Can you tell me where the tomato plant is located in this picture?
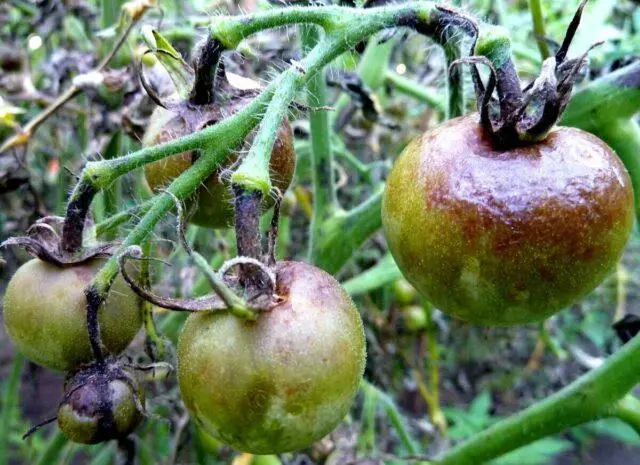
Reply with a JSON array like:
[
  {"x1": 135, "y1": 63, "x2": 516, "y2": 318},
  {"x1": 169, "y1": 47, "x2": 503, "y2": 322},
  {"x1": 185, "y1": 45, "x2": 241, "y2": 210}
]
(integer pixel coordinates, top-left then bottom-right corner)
[{"x1": 1, "y1": 0, "x2": 640, "y2": 464}]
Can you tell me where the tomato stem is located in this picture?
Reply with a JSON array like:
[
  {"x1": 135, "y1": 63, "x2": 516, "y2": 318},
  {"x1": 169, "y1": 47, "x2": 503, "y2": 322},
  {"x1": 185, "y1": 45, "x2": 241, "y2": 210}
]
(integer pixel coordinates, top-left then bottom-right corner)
[
  {"x1": 233, "y1": 186, "x2": 265, "y2": 289},
  {"x1": 62, "y1": 181, "x2": 98, "y2": 254}
]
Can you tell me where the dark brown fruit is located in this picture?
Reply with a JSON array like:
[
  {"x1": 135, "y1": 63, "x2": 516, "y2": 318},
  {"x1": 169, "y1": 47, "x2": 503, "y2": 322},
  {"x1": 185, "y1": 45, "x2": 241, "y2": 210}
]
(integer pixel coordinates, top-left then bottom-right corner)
[{"x1": 382, "y1": 115, "x2": 634, "y2": 325}]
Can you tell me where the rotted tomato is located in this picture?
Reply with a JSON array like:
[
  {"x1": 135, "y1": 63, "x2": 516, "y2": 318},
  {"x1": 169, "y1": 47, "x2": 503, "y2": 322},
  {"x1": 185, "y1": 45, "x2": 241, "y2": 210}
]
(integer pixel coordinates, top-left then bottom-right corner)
[
  {"x1": 177, "y1": 261, "x2": 366, "y2": 454},
  {"x1": 57, "y1": 363, "x2": 145, "y2": 444},
  {"x1": 382, "y1": 115, "x2": 634, "y2": 325},
  {"x1": 142, "y1": 91, "x2": 296, "y2": 229},
  {"x1": 2, "y1": 258, "x2": 142, "y2": 371}
]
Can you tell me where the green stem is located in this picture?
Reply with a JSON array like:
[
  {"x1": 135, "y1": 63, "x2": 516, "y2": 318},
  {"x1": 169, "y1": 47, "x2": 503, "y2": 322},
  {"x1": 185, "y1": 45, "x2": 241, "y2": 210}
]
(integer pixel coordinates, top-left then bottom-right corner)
[
  {"x1": 362, "y1": 380, "x2": 420, "y2": 455},
  {"x1": 94, "y1": 200, "x2": 154, "y2": 238},
  {"x1": 343, "y1": 253, "x2": 402, "y2": 296},
  {"x1": 529, "y1": 0, "x2": 550, "y2": 59},
  {"x1": 140, "y1": 239, "x2": 166, "y2": 359},
  {"x1": 444, "y1": 39, "x2": 465, "y2": 118},
  {"x1": 613, "y1": 395, "x2": 640, "y2": 436},
  {"x1": 302, "y1": 25, "x2": 337, "y2": 263},
  {"x1": 385, "y1": 71, "x2": 446, "y2": 113},
  {"x1": 312, "y1": 188, "x2": 383, "y2": 274},
  {"x1": 437, "y1": 333, "x2": 640, "y2": 464}
]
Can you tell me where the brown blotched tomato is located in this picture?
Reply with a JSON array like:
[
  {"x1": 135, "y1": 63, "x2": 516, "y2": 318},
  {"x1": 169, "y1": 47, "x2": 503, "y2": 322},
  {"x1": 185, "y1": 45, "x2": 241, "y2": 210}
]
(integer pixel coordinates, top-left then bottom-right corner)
[
  {"x1": 57, "y1": 365, "x2": 144, "y2": 444},
  {"x1": 143, "y1": 94, "x2": 296, "y2": 229},
  {"x1": 177, "y1": 261, "x2": 366, "y2": 454},
  {"x1": 383, "y1": 115, "x2": 634, "y2": 325},
  {"x1": 3, "y1": 258, "x2": 142, "y2": 371}
]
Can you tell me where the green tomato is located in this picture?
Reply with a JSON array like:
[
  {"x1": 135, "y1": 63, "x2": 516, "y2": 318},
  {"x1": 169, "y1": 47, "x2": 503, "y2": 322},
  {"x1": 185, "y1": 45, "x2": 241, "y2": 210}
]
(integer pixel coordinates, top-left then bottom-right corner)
[
  {"x1": 178, "y1": 261, "x2": 366, "y2": 454},
  {"x1": 382, "y1": 115, "x2": 634, "y2": 325},
  {"x1": 3, "y1": 258, "x2": 142, "y2": 371},
  {"x1": 403, "y1": 305, "x2": 428, "y2": 332},
  {"x1": 392, "y1": 279, "x2": 417, "y2": 305}
]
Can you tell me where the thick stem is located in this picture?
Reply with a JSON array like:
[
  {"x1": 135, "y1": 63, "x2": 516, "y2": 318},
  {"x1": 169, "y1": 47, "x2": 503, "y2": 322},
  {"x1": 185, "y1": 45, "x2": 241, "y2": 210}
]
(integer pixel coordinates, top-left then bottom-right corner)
[
  {"x1": 189, "y1": 36, "x2": 224, "y2": 105},
  {"x1": 437, "y1": 333, "x2": 640, "y2": 464},
  {"x1": 62, "y1": 180, "x2": 98, "y2": 253},
  {"x1": 342, "y1": 253, "x2": 402, "y2": 296},
  {"x1": 233, "y1": 186, "x2": 264, "y2": 288},
  {"x1": 444, "y1": 39, "x2": 465, "y2": 119},
  {"x1": 312, "y1": 188, "x2": 383, "y2": 274},
  {"x1": 474, "y1": 26, "x2": 523, "y2": 120}
]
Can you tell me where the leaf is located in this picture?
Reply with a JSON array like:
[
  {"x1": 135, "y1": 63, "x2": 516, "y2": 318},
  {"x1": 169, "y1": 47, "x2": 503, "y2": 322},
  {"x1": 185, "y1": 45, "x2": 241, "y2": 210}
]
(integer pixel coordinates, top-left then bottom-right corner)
[
  {"x1": 141, "y1": 27, "x2": 193, "y2": 100},
  {"x1": 586, "y1": 419, "x2": 640, "y2": 446},
  {"x1": 492, "y1": 437, "x2": 574, "y2": 465}
]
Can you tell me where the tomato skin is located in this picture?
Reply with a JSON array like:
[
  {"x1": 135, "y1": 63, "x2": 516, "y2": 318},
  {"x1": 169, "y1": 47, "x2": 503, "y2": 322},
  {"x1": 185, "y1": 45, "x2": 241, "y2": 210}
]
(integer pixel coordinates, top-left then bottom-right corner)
[
  {"x1": 177, "y1": 261, "x2": 366, "y2": 454},
  {"x1": 58, "y1": 377, "x2": 144, "y2": 444},
  {"x1": 3, "y1": 258, "x2": 142, "y2": 371},
  {"x1": 143, "y1": 104, "x2": 296, "y2": 229},
  {"x1": 382, "y1": 115, "x2": 634, "y2": 325}
]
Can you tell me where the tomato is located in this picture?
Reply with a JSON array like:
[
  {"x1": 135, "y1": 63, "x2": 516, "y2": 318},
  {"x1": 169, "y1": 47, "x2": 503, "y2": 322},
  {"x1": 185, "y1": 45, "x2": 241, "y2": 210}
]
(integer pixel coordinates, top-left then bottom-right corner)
[
  {"x1": 57, "y1": 366, "x2": 144, "y2": 444},
  {"x1": 382, "y1": 115, "x2": 634, "y2": 325},
  {"x1": 392, "y1": 279, "x2": 417, "y2": 305},
  {"x1": 2, "y1": 258, "x2": 142, "y2": 371},
  {"x1": 142, "y1": 98, "x2": 296, "y2": 229},
  {"x1": 177, "y1": 261, "x2": 366, "y2": 454},
  {"x1": 403, "y1": 305, "x2": 427, "y2": 332}
]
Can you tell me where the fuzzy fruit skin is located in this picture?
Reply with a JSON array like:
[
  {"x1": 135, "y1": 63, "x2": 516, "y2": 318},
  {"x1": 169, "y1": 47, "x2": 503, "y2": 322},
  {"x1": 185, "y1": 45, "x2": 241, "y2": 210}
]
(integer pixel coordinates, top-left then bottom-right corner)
[
  {"x1": 177, "y1": 261, "x2": 366, "y2": 454},
  {"x1": 57, "y1": 373, "x2": 144, "y2": 444},
  {"x1": 143, "y1": 104, "x2": 296, "y2": 229},
  {"x1": 2, "y1": 258, "x2": 142, "y2": 371},
  {"x1": 382, "y1": 115, "x2": 634, "y2": 326}
]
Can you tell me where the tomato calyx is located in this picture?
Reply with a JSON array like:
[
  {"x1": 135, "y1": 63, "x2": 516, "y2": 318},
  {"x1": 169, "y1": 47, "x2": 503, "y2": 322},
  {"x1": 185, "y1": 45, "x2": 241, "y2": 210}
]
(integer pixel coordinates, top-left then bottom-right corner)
[
  {"x1": 454, "y1": 0, "x2": 596, "y2": 148},
  {"x1": 1, "y1": 215, "x2": 116, "y2": 267}
]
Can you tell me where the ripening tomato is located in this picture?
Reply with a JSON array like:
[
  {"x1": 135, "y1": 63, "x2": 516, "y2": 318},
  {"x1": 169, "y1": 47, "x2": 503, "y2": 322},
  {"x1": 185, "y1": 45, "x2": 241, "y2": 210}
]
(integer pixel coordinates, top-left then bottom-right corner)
[
  {"x1": 143, "y1": 96, "x2": 296, "y2": 229},
  {"x1": 382, "y1": 115, "x2": 634, "y2": 325}
]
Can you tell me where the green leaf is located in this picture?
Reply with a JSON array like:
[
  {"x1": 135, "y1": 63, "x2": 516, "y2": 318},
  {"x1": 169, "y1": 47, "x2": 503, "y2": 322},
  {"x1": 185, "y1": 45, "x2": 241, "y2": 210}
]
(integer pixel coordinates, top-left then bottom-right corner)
[
  {"x1": 492, "y1": 437, "x2": 574, "y2": 465},
  {"x1": 141, "y1": 27, "x2": 193, "y2": 100}
]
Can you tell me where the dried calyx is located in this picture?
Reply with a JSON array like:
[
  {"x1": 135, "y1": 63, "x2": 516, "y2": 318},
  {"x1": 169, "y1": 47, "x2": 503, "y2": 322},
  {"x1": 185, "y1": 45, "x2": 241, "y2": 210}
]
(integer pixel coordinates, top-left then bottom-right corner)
[
  {"x1": 455, "y1": 0, "x2": 596, "y2": 147},
  {"x1": 1, "y1": 215, "x2": 115, "y2": 266}
]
